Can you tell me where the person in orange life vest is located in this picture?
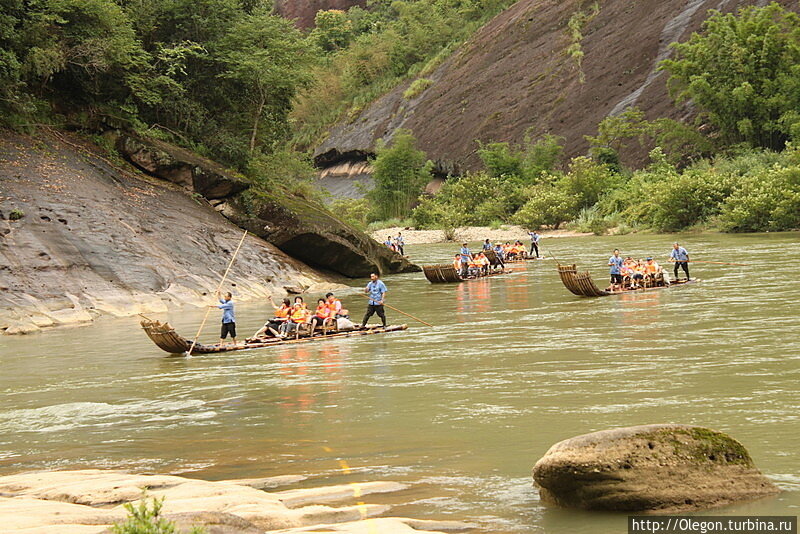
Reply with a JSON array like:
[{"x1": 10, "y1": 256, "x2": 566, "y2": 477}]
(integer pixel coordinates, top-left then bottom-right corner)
[
  {"x1": 631, "y1": 258, "x2": 646, "y2": 289},
  {"x1": 280, "y1": 298, "x2": 309, "y2": 336},
  {"x1": 478, "y1": 252, "x2": 490, "y2": 275},
  {"x1": 453, "y1": 254, "x2": 462, "y2": 273},
  {"x1": 250, "y1": 296, "x2": 291, "y2": 340},
  {"x1": 325, "y1": 292, "x2": 348, "y2": 318},
  {"x1": 309, "y1": 298, "x2": 335, "y2": 336}
]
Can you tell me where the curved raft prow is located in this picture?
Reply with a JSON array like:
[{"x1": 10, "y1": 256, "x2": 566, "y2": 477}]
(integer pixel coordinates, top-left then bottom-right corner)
[
  {"x1": 141, "y1": 318, "x2": 408, "y2": 354},
  {"x1": 557, "y1": 264, "x2": 611, "y2": 297},
  {"x1": 422, "y1": 264, "x2": 464, "y2": 283}
]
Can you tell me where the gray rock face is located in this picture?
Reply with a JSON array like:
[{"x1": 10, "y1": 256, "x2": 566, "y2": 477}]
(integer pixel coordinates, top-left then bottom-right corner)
[
  {"x1": 0, "y1": 131, "x2": 331, "y2": 334},
  {"x1": 532, "y1": 424, "x2": 779, "y2": 512}
]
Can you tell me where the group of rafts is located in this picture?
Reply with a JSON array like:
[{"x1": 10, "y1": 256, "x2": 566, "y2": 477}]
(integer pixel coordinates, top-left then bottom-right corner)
[
  {"x1": 142, "y1": 238, "x2": 696, "y2": 354},
  {"x1": 423, "y1": 242, "x2": 696, "y2": 297}
]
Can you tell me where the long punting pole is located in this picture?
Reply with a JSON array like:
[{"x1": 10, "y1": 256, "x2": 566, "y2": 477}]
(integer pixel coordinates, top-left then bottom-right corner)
[
  {"x1": 187, "y1": 229, "x2": 249, "y2": 357},
  {"x1": 675, "y1": 260, "x2": 749, "y2": 266},
  {"x1": 359, "y1": 292, "x2": 433, "y2": 327}
]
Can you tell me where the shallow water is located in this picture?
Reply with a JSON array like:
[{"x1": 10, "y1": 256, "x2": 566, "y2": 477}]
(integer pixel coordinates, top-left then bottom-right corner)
[{"x1": 1, "y1": 232, "x2": 799, "y2": 532}]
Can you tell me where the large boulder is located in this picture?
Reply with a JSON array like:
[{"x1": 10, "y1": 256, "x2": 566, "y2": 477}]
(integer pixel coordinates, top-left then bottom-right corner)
[
  {"x1": 532, "y1": 424, "x2": 779, "y2": 512},
  {"x1": 223, "y1": 190, "x2": 419, "y2": 277}
]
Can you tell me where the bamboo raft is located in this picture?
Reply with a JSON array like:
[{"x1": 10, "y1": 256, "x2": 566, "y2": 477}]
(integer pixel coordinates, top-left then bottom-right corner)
[
  {"x1": 141, "y1": 318, "x2": 408, "y2": 354},
  {"x1": 557, "y1": 264, "x2": 697, "y2": 297}
]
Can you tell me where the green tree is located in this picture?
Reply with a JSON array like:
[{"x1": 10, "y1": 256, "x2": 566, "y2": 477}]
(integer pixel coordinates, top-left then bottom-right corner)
[
  {"x1": 370, "y1": 129, "x2": 432, "y2": 220},
  {"x1": 216, "y1": 10, "x2": 315, "y2": 154},
  {"x1": 661, "y1": 3, "x2": 800, "y2": 150},
  {"x1": 311, "y1": 10, "x2": 355, "y2": 52}
]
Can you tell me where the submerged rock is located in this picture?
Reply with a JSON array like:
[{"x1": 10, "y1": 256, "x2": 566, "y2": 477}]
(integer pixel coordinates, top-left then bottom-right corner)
[{"x1": 532, "y1": 424, "x2": 779, "y2": 512}]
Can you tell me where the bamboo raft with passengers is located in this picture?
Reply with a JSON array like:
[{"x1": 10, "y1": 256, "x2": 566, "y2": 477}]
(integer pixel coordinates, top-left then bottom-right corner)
[
  {"x1": 557, "y1": 264, "x2": 697, "y2": 297},
  {"x1": 423, "y1": 249, "x2": 507, "y2": 283},
  {"x1": 141, "y1": 318, "x2": 408, "y2": 354}
]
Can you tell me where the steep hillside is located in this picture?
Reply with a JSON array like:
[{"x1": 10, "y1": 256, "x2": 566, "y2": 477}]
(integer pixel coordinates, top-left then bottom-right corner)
[
  {"x1": 0, "y1": 131, "x2": 340, "y2": 334},
  {"x1": 314, "y1": 0, "x2": 791, "y2": 173}
]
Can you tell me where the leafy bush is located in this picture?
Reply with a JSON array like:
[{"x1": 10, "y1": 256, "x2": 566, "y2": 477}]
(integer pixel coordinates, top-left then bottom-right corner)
[
  {"x1": 512, "y1": 185, "x2": 578, "y2": 229},
  {"x1": 111, "y1": 496, "x2": 205, "y2": 534},
  {"x1": 329, "y1": 197, "x2": 372, "y2": 229},
  {"x1": 557, "y1": 156, "x2": 622, "y2": 210},
  {"x1": 412, "y1": 171, "x2": 519, "y2": 227},
  {"x1": 403, "y1": 78, "x2": 433, "y2": 99},
  {"x1": 8, "y1": 209, "x2": 24, "y2": 221},
  {"x1": 477, "y1": 134, "x2": 563, "y2": 184},
  {"x1": 718, "y1": 165, "x2": 800, "y2": 232}
]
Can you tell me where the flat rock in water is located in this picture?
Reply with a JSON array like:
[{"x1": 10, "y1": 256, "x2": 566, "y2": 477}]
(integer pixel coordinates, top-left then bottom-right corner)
[{"x1": 532, "y1": 424, "x2": 779, "y2": 512}]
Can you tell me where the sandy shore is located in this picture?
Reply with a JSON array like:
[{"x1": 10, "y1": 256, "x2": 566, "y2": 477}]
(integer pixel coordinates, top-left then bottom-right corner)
[{"x1": 370, "y1": 225, "x2": 592, "y2": 245}]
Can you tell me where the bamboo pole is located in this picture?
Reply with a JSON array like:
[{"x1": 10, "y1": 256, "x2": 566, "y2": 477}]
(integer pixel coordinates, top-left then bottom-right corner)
[
  {"x1": 358, "y1": 292, "x2": 433, "y2": 327},
  {"x1": 676, "y1": 260, "x2": 749, "y2": 266},
  {"x1": 187, "y1": 229, "x2": 249, "y2": 357}
]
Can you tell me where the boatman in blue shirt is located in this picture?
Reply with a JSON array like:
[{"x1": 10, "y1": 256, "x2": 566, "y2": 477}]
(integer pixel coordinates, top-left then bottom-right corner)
[
  {"x1": 459, "y1": 243, "x2": 471, "y2": 277},
  {"x1": 529, "y1": 230, "x2": 540, "y2": 258},
  {"x1": 360, "y1": 273, "x2": 387, "y2": 328},
  {"x1": 669, "y1": 242, "x2": 690, "y2": 281},
  {"x1": 211, "y1": 290, "x2": 237, "y2": 346},
  {"x1": 608, "y1": 249, "x2": 624, "y2": 292}
]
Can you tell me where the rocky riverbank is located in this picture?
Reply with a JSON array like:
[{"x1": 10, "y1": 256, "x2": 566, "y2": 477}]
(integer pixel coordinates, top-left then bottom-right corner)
[
  {"x1": 0, "y1": 469, "x2": 474, "y2": 533},
  {"x1": 0, "y1": 131, "x2": 345, "y2": 335},
  {"x1": 369, "y1": 226, "x2": 592, "y2": 245}
]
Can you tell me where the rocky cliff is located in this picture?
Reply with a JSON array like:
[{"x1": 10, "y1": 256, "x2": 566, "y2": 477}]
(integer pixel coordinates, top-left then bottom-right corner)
[
  {"x1": 0, "y1": 131, "x2": 340, "y2": 335},
  {"x1": 315, "y1": 0, "x2": 791, "y2": 173},
  {"x1": 115, "y1": 134, "x2": 419, "y2": 277}
]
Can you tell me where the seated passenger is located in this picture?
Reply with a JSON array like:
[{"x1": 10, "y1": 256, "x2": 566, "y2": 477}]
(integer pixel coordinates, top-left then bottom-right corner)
[
  {"x1": 478, "y1": 252, "x2": 490, "y2": 275},
  {"x1": 467, "y1": 255, "x2": 481, "y2": 277},
  {"x1": 309, "y1": 298, "x2": 334, "y2": 335},
  {"x1": 250, "y1": 297, "x2": 291, "y2": 340},
  {"x1": 280, "y1": 300, "x2": 310, "y2": 336},
  {"x1": 631, "y1": 259, "x2": 646, "y2": 289},
  {"x1": 644, "y1": 257, "x2": 664, "y2": 287},
  {"x1": 326, "y1": 292, "x2": 348, "y2": 318},
  {"x1": 453, "y1": 254, "x2": 462, "y2": 275}
]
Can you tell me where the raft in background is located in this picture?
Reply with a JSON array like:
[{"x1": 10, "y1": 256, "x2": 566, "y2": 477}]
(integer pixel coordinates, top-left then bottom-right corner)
[
  {"x1": 141, "y1": 318, "x2": 408, "y2": 354},
  {"x1": 557, "y1": 264, "x2": 697, "y2": 297}
]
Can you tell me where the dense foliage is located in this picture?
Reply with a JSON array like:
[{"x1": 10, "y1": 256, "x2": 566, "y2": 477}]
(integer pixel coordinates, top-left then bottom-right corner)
[
  {"x1": 0, "y1": 0, "x2": 314, "y2": 170},
  {"x1": 661, "y1": 3, "x2": 800, "y2": 151},
  {"x1": 368, "y1": 129, "x2": 432, "y2": 220}
]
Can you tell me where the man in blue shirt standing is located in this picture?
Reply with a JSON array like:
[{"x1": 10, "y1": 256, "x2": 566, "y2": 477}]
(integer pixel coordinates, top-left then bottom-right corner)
[
  {"x1": 360, "y1": 273, "x2": 388, "y2": 328},
  {"x1": 608, "y1": 249, "x2": 624, "y2": 292},
  {"x1": 528, "y1": 230, "x2": 540, "y2": 258},
  {"x1": 459, "y1": 243, "x2": 471, "y2": 277},
  {"x1": 211, "y1": 290, "x2": 237, "y2": 346},
  {"x1": 669, "y1": 242, "x2": 690, "y2": 281}
]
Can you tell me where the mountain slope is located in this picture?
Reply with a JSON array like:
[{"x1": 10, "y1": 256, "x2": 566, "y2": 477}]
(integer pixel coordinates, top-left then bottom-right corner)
[{"x1": 314, "y1": 0, "x2": 791, "y2": 172}]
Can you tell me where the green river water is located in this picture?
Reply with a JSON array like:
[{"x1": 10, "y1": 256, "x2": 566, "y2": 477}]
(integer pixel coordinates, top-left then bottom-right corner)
[{"x1": 1, "y1": 233, "x2": 798, "y2": 533}]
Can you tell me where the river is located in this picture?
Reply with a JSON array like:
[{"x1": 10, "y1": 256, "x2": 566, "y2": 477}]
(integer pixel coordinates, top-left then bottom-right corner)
[{"x1": 1, "y1": 233, "x2": 798, "y2": 532}]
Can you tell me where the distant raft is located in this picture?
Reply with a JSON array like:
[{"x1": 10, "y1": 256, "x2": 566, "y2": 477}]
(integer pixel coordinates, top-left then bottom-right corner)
[
  {"x1": 141, "y1": 318, "x2": 408, "y2": 354},
  {"x1": 557, "y1": 263, "x2": 697, "y2": 297}
]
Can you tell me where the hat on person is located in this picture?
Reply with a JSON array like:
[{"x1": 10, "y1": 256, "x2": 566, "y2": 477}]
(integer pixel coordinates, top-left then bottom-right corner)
[{"x1": 646, "y1": 257, "x2": 653, "y2": 261}]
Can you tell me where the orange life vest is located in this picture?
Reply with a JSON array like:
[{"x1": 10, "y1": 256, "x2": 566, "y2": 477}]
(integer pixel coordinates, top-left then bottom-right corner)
[
  {"x1": 275, "y1": 305, "x2": 290, "y2": 319},
  {"x1": 290, "y1": 306, "x2": 308, "y2": 322},
  {"x1": 315, "y1": 304, "x2": 330, "y2": 319}
]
